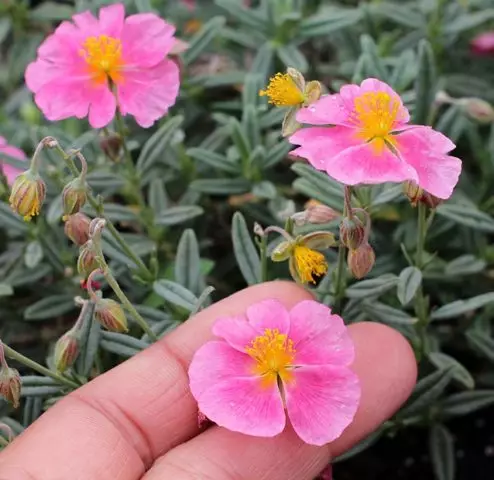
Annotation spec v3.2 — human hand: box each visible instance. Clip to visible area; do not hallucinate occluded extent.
[0,282,417,480]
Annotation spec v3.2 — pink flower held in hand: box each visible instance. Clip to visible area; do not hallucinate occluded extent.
[25,3,179,129]
[471,31,494,55]
[188,299,360,446]
[0,137,26,185]
[290,78,462,200]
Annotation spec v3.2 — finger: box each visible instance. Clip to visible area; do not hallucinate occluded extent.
[0,282,312,480]
[143,322,417,480]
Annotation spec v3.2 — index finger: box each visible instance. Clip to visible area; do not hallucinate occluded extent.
[0,282,313,480]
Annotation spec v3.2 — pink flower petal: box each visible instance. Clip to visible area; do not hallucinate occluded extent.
[325,141,418,186]
[289,301,354,367]
[99,3,125,37]
[117,59,179,128]
[121,14,176,67]
[395,127,461,199]
[189,341,254,399]
[88,86,117,128]
[72,10,99,35]
[0,139,26,186]
[471,31,494,55]
[37,22,84,64]
[290,126,361,171]
[246,299,290,335]
[297,94,354,127]
[284,365,360,446]
[212,315,258,352]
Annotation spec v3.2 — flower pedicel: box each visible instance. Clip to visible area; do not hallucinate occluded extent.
[188,299,360,446]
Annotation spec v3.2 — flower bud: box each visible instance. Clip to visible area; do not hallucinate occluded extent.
[100,133,122,162]
[95,299,128,333]
[403,181,442,209]
[53,330,79,373]
[292,204,339,226]
[0,365,21,409]
[64,213,91,246]
[9,170,46,221]
[62,177,87,216]
[459,97,494,123]
[340,217,366,250]
[77,242,99,278]
[347,243,376,279]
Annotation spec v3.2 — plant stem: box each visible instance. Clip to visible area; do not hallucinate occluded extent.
[2,344,78,389]
[333,242,346,314]
[260,234,268,282]
[415,202,427,268]
[99,265,158,342]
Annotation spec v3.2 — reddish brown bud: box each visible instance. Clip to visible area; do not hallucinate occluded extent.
[340,217,366,250]
[62,177,87,216]
[77,243,99,278]
[100,133,122,161]
[0,365,21,409]
[64,213,91,246]
[95,299,128,333]
[53,330,80,373]
[347,243,376,279]
[403,181,442,209]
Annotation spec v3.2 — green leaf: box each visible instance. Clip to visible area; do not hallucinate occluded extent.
[21,386,63,397]
[153,280,198,311]
[346,274,398,299]
[99,204,139,223]
[400,368,454,417]
[22,397,44,427]
[397,266,422,305]
[24,295,76,321]
[444,9,494,34]
[445,255,486,276]
[100,331,149,358]
[362,301,417,326]
[29,2,74,21]
[175,229,203,296]
[46,194,64,224]
[250,42,274,81]
[232,212,261,286]
[252,181,277,200]
[441,390,494,416]
[148,179,169,214]
[360,35,387,80]
[242,74,262,108]
[243,104,260,150]
[264,141,291,169]
[24,241,43,269]
[75,302,100,378]
[187,148,240,174]
[136,116,184,174]
[299,7,363,38]
[215,0,268,31]
[190,286,216,316]
[190,178,251,195]
[370,2,423,28]
[21,376,59,387]
[429,424,455,480]
[0,18,12,45]
[466,330,494,362]
[0,202,28,234]
[371,183,405,206]
[431,292,494,320]
[428,352,475,389]
[276,45,308,73]
[182,16,226,65]
[334,428,384,463]
[436,203,494,233]
[155,206,203,226]
[412,40,436,125]
[0,284,13,297]
[230,118,251,163]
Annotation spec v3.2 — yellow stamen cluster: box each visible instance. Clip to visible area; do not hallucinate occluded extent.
[259,73,305,107]
[351,92,401,152]
[293,245,328,284]
[245,328,296,386]
[80,35,123,85]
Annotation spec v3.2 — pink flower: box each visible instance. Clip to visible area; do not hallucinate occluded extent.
[25,3,179,129]
[188,299,360,446]
[471,31,494,55]
[290,78,462,199]
[0,136,26,186]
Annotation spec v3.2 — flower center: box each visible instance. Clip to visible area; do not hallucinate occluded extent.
[260,73,305,107]
[80,35,123,85]
[293,245,328,284]
[245,328,296,385]
[351,92,401,152]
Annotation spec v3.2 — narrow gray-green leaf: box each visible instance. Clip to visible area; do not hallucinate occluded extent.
[412,40,436,125]
[187,148,240,174]
[441,390,494,416]
[155,206,204,226]
[148,179,169,214]
[429,424,455,480]
[175,229,202,295]
[436,203,494,233]
[397,266,422,305]
[232,212,260,285]
[182,16,225,65]
[346,274,398,299]
[428,352,474,389]
[24,241,43,269]
[75,302,100,378]
[153,280,198,311]
[466,330,494,362]
[24,295,76,321]
[190,178,251,195]
[431,292,494,320]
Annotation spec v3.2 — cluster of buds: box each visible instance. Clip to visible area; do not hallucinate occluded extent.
[0,342,21,409]
[259,68,323,136]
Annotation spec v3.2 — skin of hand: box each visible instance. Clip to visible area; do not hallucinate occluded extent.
[0,281,417,480]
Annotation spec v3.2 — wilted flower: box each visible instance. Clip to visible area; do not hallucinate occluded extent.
[95,298,128,332]
[347,243,376,279]
[9,169,46,221]
[53,329,80,373]
[189,299,360,445]
[260,68,322,136]
[271,231,335,285]
[290,78,462,200]
[340,217,366,250]
[25,3,180,128]
[100,133,122,161]
[77,242,99,278]
[62,177,87,216]
[471,31,494,55]
[0,136,26,186]
[0,350,21,409]
[65,213,91,246]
